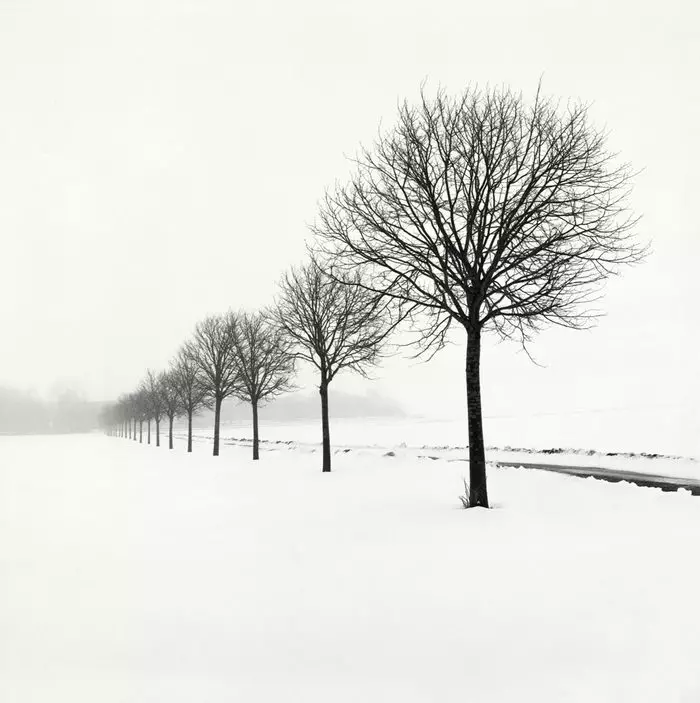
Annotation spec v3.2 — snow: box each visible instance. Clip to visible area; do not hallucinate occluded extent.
[187,416,699,479]
[2,432,700,702]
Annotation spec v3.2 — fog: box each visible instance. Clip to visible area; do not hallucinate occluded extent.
[1,0,698,453]
[0,386,102,435]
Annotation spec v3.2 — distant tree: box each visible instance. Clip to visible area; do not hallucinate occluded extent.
[50,389,99,434]
[313,85,644,506]
[143,370,165,447]
[159,371,183,450]
[125,394,133,440]
[137,382,152,443]
[171,346,210,453]
[128,392,139,441]
[133,388,149,443]
[116,394,130,438]
[274,261,392,472]
[188,312,241,456]
[98,403,119,436]
[230,310,295,460]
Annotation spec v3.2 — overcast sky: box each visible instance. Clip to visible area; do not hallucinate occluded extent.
[1,0,698,452]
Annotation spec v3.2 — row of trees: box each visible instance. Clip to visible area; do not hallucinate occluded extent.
[100,266,393,472]
[103,83,644,505]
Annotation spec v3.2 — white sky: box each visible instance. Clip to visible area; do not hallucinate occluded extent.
[1,0,698,451]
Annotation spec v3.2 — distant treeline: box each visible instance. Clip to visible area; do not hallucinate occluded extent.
[0,387,103,435]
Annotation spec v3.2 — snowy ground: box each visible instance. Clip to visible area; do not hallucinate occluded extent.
[187,416,699,480]
[1,433,700,703]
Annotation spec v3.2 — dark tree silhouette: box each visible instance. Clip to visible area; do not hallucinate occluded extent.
[171,346,209,453]
[230,310,295,460]
[187,312,240,456]
[159,371,183,450]
[313,85,644,506]
[275,261,392,472]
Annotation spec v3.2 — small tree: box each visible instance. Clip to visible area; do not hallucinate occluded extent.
[188,312,241,456]
[314,85,644,505]
[128,392,139,442]
[230,310,295,460]
[143,370,165,448]
[171,346,209,453]
[275,261,392,472]
[135,384,154,444]
[125,394,134,440]
[159,371,183,450]
[116,394,130,438]
[134,388,148,443]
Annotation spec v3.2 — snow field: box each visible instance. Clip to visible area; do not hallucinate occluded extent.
[1,433,699,702]
[185,416,699,479]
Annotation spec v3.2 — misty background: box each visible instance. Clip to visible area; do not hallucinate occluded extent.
[1,0,698,455]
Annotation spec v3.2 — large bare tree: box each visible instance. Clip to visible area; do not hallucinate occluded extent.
[187,312,240,456]
[314,85,645,507]
[230,310,295,460]
[171,346,209,453]
[275,261,392,472]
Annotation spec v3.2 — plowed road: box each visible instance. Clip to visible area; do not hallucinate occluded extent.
[496,460,700,496]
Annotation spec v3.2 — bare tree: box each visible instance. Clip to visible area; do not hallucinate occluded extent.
[142,370,165,448]
[134,388,148,443]
[115,395,130,438]
[230,310,295,460]
[128,392,139,442]
[313,85,645,506]
[117,393,136,439]
[171,346,209,453]
[275,261,393,472]
[188,312,240,456]
[124,394,134,440]
[159,371,183,450]
[134,384,154,444]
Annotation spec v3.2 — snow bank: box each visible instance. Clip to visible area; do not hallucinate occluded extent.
[184,417,699,480]
[1,433,699,702]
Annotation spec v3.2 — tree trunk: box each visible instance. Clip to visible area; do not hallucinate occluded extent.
[187,409,193,453]
[139,420,143,443]
[252,400,259,460]
[156,419,160,447]
[466,326,489,508]
[168,415,174,449]
[128,421,131,440]
[213,396,222,457]
[133,418,137,441]
[319,381,331,472]
[147,419,151,444]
